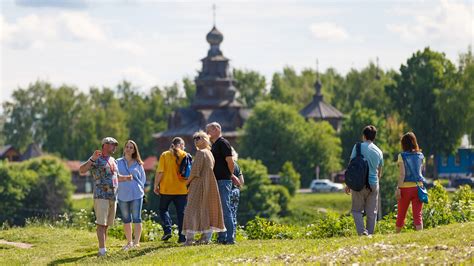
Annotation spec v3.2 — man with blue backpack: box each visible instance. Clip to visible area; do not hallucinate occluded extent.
[344,125,384,236]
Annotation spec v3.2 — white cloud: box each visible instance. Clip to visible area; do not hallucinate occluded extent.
[0,12,145,55]
[120,67,158,88]
[309,22,349,42]
[113,41,146,56]
[16,0,88,9]
[387,0,473,45]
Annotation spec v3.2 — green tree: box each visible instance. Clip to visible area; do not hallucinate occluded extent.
[387,48,468,156]
[182,77,196,106]
[458,48,474,143]
[339,102,386,164]
[269,67,338,110]
[278,161,301,197]
[233,68,267,108]
[331,63,395,115]
[116,81,168,157]
[42,86,90,159]
[89,87,129,152]
[238,159,286,223]
[240,101,341,187]
[2,81,50,151]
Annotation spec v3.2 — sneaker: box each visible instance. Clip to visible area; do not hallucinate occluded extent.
[183,240,194,246]
[97,251,107,257]
[161,233,172,241]
[122,242,133,251]
[177,237,186,244]
[132,243,140,248]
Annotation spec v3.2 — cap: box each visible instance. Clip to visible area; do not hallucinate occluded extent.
[101,137,118,146]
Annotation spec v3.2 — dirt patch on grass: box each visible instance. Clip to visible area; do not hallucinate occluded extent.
[0,239,33,249]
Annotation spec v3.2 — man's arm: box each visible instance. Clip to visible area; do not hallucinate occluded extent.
[225,156,235,177]
[79,150,101,175]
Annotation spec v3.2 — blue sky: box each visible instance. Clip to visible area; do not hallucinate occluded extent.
[1,0,472,104]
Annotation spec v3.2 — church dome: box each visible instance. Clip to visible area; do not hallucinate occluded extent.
[206,26,223,45]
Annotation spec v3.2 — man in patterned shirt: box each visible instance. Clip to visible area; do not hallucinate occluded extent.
[80,137,131,256]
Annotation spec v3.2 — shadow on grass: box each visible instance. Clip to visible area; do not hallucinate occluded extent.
[47,253,97,265]
[120,242,182,260]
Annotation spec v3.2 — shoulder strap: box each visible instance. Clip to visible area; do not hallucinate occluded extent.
[356,142,362,157]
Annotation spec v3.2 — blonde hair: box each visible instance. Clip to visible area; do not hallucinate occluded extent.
[170,137,185,164]
[193,131,211,149]
[231,147,238,161]
[123,140,144,165]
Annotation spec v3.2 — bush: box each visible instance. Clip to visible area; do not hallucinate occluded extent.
[278,161,300,197]
[0,156,74,225]
[451,185,474,223]
[379,159,399,216]
[304,212,355,238]
[238,159,283,223]
[423,181,454,228]
[270,185,291,215]
[245,217,298,240]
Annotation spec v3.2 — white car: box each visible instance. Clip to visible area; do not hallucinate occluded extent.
[310,179,344,193]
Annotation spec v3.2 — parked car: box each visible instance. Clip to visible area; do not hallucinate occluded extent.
[451,177,474,188]
[310,179,344,193]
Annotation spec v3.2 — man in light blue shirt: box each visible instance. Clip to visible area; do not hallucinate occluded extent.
[345,125,383,235]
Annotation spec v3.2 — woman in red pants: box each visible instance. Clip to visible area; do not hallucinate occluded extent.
[395,132,425,233]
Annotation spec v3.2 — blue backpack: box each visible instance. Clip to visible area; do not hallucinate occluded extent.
[344,142,370,191]
[179,153,193,180]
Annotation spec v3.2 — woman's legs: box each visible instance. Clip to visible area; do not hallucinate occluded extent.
[130,198,143,246]
[118,200,133,245]
[412,196,423,231]
[184,233,194,245]
[396,188,413,233]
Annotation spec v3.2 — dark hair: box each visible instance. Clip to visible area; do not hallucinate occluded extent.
[401,132,420,152]
[363,125,377,141]
[170,137,185,164]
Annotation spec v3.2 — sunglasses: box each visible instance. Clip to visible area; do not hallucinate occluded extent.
[193,136,202,141]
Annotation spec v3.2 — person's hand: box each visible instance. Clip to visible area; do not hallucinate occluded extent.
[127,175,133,181]
[344,186,351,195]
[153,185,160,196]
[91,150,101,161]
[395,188,401,201]
[231,174,241,187]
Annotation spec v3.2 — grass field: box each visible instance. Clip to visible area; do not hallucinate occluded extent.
[277,192,351,225]
[72,197,93,212]
[0,222,472,264]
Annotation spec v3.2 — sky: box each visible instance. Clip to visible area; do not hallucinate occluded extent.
[1,0,473,104]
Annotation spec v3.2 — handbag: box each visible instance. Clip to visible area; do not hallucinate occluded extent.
[403,154,428,203]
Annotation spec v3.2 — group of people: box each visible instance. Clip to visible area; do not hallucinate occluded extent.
[79,122,244,256]
[344,125,426,236]
[79,121,426,257]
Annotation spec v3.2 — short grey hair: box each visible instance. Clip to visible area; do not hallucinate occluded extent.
[206,122,221,131]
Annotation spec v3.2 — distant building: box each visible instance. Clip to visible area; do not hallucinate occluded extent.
[436,135,474,178]
[300,76,344,132]
[66,160,92,194]
[0,145,21,162]
[20,143,43,161]
[153,25,250,154]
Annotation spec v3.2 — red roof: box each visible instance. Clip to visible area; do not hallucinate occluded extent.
[143,156,158,172]
[65,160,88,176]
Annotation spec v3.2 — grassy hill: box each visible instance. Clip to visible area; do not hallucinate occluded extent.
[0,222,472,265]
